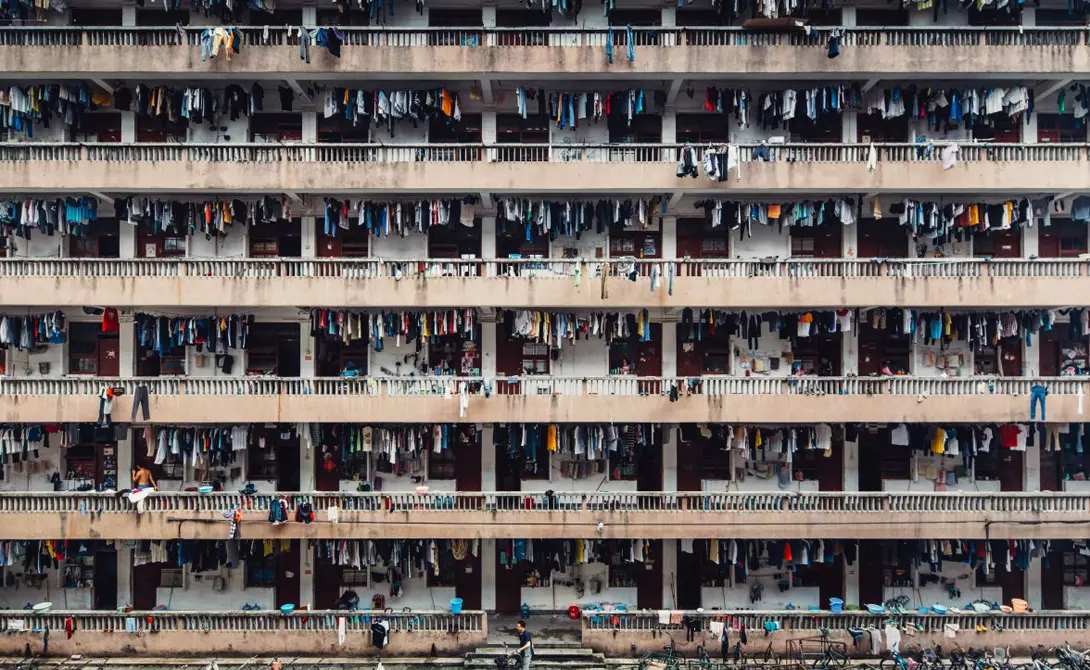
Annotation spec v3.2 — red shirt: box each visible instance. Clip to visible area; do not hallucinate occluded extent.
[999,424,1021,449]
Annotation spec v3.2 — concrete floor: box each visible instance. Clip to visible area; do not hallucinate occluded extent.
[486,613,582,646]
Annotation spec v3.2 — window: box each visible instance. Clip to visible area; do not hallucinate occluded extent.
[495,9,551,45]
[160,568,184,588]
[791,230,817,257]
[427,9,483,45]
[676,8,735,26]
[496,114,549,162]
[252,113,303,142]
[245,556,277,588]
[676,114,730,145]
[428,448,457,480]
[881,448,912,480]
[518,343,550,375]
[341,568,370,587]
[855,8,909,25]
[700,444,731,480]
[1064,551,1090,586]
[248,447,278,481]
[68,323,101,375]
[608,114,662,145]
[1038,114,1086,143]
[608,9,661,45]
[1036,8,1087,25]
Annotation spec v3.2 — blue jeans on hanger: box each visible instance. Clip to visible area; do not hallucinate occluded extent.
[1030,384,1048,421]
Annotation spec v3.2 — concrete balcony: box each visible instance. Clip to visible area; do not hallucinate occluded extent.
[589,610,1090,658]
[0,609,486,657]
[1,258,1089,308]
[0,142,1085,193]
[0,26,1087,78]
[0,375,1081,423]
[1,491,1086,541]
[0,609,1084,658]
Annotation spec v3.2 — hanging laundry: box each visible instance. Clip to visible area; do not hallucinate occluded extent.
[691,198,860,236]
[0,311,66,350]
[496,197,664,241]
[499,310,651,348]
[115,196,291,236]
[134,313,253,355]
[0,197,99,240]
[321,196,476,238]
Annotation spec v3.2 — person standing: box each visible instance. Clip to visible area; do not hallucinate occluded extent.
[515,620,533,670]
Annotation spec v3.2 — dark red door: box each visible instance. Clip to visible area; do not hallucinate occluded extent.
[98,335,120,377]
[857,541,884,605]
[275,541,301,608]
[132,562,161,610]
[676,428,703,492]
[454,552,482,610]
[813,225,843,259]
[675,544,702,609]
[1042,550,1066,609]
[635,541,663,609]
[456,436,483,492]
[315,442,341,492]
[999,451,1024,492]
[313,554,343,609]
[1000,338,1023,377]
[816,553,845,607]
[495,560,523,614]
[858,219,909,258]
[816,431,844,491]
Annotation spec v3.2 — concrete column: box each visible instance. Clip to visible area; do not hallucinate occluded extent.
[481,216,497,260]
[844,558,860,604]
[1025,444,1041,492]
[301,217,316,258]
[119,220,137,259]
[661,7,677,45]
[1026,561,1043,610]
[1024,335,1040,377]
[302,5,316,25]
[661,216,677,260]
[662,425,677,492]
[1023,224,1040,258]
[480,426,495,492]
[841,330,859,376]
[481,540,497,610]
[301,112,318,143]
[481,322,497,378]
[841,218,858,260]
[842,438,859,491]
[120,112,136,143]
[1022,113,1039,144]
[1022,6,1036,25]
[842,110,858,144]
[661,322,677,377]
[661,109,677,144]
[482,5,496,27]
[116,543,133,608]
[482,110,497,144]
[119,313,136,378]
[661,539,678,608]
[300,322,315,378]
[840,6,856,25]
[121,5,136,26]
[300,541,314,609]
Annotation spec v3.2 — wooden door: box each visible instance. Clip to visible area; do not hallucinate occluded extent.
[858,218,909,258]
[999,337,1023,377]
[976,229,1021,258]
[675,427,703,492]
[635,324,663,376]
[675,544,702,609]
[996,566,1024,604]
[312,554,343,609]
[98,335,120,377]
[857,431,884,492]
[1042,550,1066,609]
[1040,339,1061,377]
[277,439,301,491]
[676,338,703,377]
[454,552,482,610]
[1040,450,1062,491]
[635,541,663,609]
[495,560,523,614]
[1039,230,1061,259]
[456,437,483,491]
[132,562,161,610]
[813,225,843,259]
[315,443,341,492]
[637,438,663,492]
[275,541,301,608]
[496,326,525,394]
[815,431,844,491]
[816,553,844,607]
[857,541,884,605]
[999,450,1024,492]
[94,550,118,610]
[495,442,521,492]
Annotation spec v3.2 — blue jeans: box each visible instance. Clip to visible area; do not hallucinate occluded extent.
[1030,384,1048,421]
[521,651,532,670]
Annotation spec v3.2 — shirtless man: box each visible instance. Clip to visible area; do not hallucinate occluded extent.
[132,465,157,490]
[129,466,157,513]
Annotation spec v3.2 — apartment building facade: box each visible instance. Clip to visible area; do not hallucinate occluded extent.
[1,0,1090,657]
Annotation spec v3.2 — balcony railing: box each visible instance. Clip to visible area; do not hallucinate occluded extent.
[0,141,1084,166]
[0,25,1086,49]
[0,258,1087,280]
[583,609,1090,633]
[0,609,484,634]
[0,375,1081,398]
[1,491,1086,515]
